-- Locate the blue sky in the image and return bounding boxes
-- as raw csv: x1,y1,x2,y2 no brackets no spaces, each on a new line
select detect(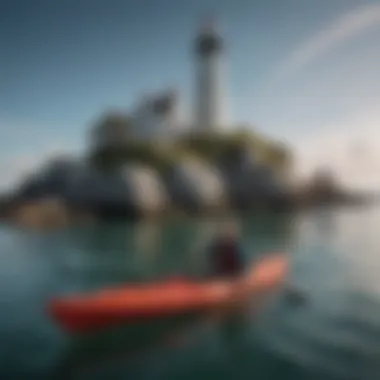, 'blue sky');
1,0,380,190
